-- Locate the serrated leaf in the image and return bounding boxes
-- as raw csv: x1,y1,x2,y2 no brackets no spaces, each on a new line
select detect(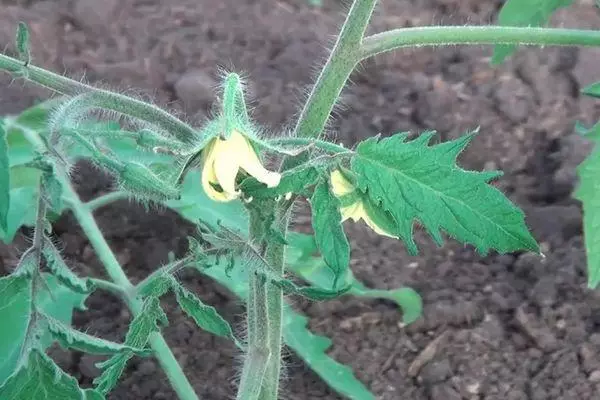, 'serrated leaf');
171,280,241,347
352,131,538,255
42,171,63,211
0,123,9,232
311,180,350,287
575,146,600,288
43,239,94,294
0,274,32,383
0,349,105,399
44,314,150,356
0,273,88,383
198,257,375,400
94,296,167,394
137,273,173,298
0,186,37,243
492,0,573,64
287,233,423,323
